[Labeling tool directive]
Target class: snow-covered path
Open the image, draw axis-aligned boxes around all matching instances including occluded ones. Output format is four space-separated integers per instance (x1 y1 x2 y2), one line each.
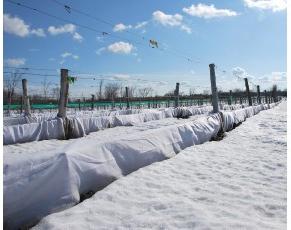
34 101 287 230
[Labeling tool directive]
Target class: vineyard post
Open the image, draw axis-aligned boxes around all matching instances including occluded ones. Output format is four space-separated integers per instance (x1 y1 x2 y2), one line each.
20 96 23 114
257 85 261 104
22 79 31 116
125 86 130 109
244 78 252 106
174 82 180 107
78 99 81 111
228 90 232 105
57 69 69 118
209 63 219 113
264 90 268 104
91 94 95 110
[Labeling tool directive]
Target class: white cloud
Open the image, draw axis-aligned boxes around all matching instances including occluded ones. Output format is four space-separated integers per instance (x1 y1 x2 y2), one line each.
4 58 26 67
152 10 192 34
232 67 254 80
152 10 183 26
4 14 29 37
73 32 83 42
244 0 287 12
113 23 132 32
111 74 131 80
61 52 79 60
96 47 106 55
183 4 238 19
31 28 46 37
271 72 286 81
135 21 148 29
61 52 72 58
48 23 83 42
180 25 192 34
4 14 45 37
96 36 104 42
48 24 76 35
107 41 134 54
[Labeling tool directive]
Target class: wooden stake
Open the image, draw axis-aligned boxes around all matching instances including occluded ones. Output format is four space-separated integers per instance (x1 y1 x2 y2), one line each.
257 85 261 104
244 78 252 106
22 79 31 116
174 82 180 108
57 69 69 118
125 86 130 109
91 94 95 110
209 64 219 113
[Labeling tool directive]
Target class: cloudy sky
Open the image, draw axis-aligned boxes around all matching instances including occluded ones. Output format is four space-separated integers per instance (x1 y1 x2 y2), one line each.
3 0 287 96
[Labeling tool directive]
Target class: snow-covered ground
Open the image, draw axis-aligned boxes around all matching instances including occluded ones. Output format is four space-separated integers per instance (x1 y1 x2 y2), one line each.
34 101 287 230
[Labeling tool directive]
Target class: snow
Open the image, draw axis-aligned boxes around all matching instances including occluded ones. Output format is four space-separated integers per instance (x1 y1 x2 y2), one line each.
33 101 286 230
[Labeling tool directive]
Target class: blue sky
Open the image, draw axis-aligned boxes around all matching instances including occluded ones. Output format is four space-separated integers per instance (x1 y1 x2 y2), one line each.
3 0 287 96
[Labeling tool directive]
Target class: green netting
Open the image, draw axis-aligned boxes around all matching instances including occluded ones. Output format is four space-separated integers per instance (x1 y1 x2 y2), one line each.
3 99 209 110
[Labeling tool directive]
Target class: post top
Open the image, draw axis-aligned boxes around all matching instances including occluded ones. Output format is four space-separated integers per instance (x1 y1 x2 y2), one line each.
209 63 215 67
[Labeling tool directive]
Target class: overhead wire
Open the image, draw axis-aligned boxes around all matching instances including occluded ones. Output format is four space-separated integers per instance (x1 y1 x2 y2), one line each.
5 0 198 63
49 0 200 63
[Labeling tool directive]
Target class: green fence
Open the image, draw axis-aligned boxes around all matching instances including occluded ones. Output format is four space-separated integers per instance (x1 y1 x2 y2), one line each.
3 98 211 111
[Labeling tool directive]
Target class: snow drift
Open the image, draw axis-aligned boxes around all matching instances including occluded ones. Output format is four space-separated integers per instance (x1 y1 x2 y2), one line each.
3 102 279 229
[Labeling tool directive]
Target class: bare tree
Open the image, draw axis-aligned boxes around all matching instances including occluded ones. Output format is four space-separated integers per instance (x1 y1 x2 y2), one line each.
189 88 195 96
138 87 153 98
164 90 175 97
127 86 136 98
104 82 120 100
97 79 104 99
203 90 210 95
119 84 124 99
4 71 22 112
41 77 52 100
51 86 60 100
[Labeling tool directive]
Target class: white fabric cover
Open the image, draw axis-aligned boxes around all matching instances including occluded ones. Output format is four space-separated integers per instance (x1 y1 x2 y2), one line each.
3 103 280 229
3 118 65 145
3 107 212 145
4 114 222 230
